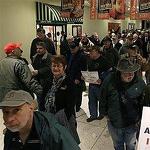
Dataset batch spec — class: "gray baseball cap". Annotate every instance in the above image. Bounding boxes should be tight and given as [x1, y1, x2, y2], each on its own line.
[0, 90, 34, 108]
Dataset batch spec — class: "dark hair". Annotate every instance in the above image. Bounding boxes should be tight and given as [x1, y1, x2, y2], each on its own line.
[36, 42, 47, 49]
[47, 32, 51, 38]
[51, 55, 67, 68]
[69, 40, 80, 49]
[37, 27, 45, 34]
[89, 45, 101, 53]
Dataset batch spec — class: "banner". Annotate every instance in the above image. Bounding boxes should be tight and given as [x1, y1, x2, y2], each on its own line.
[90, 0, 97, 19]
[97, 0, 111, 19]
[109, 0, 125, 20]
[97, 0, 125, 20]
[138, 0, 150, 20]
[61, 0, 84, 18]
[139, 0, 150, 13]
[137, 107, 150, 150]
[130, 0, 138, 20]
[130, 0, 150, 20]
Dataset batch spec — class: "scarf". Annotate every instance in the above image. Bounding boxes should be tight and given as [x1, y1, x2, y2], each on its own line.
[45, 74, 66, 113]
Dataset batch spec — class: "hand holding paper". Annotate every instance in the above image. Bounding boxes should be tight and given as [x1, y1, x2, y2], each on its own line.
[28, 64, 35, 72]
[81, 71, 99, 84]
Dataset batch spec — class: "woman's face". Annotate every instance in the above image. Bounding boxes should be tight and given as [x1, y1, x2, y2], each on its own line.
[51, 62, 65, 78]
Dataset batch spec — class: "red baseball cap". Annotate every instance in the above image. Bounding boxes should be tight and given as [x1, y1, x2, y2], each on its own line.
[4, 42, 22, 54]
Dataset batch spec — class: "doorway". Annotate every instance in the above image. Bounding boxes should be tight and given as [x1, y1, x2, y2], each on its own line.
[42, 24, 67, 51]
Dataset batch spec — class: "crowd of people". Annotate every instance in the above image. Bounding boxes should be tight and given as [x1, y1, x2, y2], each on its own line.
[0, 27, 150, 150]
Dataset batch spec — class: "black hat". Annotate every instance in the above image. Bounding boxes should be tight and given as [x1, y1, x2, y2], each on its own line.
[116, 58, 140, 72]
[69, 40, 79, 49]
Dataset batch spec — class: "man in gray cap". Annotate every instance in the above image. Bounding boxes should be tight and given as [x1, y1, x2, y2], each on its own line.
[99, 58, 145, 150]
[1, 90, 80, 150]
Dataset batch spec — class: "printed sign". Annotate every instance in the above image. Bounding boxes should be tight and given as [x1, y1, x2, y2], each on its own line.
[130, 0, 150, 20]
[137, 107, 150, 150]
[97, 0, 110, 19]
[81, 71, 99, 84]
[97, 0, 125, 20]
[139, 0, 150, 13]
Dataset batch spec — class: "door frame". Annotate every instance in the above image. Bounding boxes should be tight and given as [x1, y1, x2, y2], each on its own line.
[39, 24, 67, 41]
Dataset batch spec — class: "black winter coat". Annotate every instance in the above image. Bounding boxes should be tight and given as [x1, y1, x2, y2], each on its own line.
[45, 76, 76, 120]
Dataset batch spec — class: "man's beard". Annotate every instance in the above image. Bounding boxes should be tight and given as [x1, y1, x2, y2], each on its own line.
[4, 122, 24, 132]
[6, 126, 20, 132]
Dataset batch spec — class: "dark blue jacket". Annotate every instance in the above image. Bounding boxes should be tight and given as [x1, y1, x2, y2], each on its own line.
[67, 50, 87, 82]
[100, 72, 146, 128]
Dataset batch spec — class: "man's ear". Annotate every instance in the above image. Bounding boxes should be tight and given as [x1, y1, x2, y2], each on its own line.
[30, 100, 38, 110]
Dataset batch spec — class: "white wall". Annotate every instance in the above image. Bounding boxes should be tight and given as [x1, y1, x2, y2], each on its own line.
[0, 0, 36, 62]
[0, 2, 4, 60]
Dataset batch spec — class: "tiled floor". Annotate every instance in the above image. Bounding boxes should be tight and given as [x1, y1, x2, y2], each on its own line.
[0, 91, 113, 150]
[77, 92, 113, 150]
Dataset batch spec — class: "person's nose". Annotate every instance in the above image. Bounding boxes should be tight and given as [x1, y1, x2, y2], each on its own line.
[4, 114, 15, 124]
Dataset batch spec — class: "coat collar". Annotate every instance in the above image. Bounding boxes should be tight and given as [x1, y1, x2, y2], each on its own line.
[33, 52, 48, 61]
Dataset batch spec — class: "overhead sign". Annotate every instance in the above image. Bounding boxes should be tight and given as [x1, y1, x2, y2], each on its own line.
[61, 0, 84, 18]
[139, 0, 150, 13]
[137, 107, 150, 150]
[97, 0, 111, 19]
[130, 0, 150, 20]
[97, 0, 125, 20]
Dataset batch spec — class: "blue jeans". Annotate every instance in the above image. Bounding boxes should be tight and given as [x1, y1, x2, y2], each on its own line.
[88, 84, 101, 118]
[107, 121, 137, 150]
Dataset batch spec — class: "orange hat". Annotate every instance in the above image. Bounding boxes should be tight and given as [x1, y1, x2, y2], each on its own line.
[4, 42, 22, 54]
